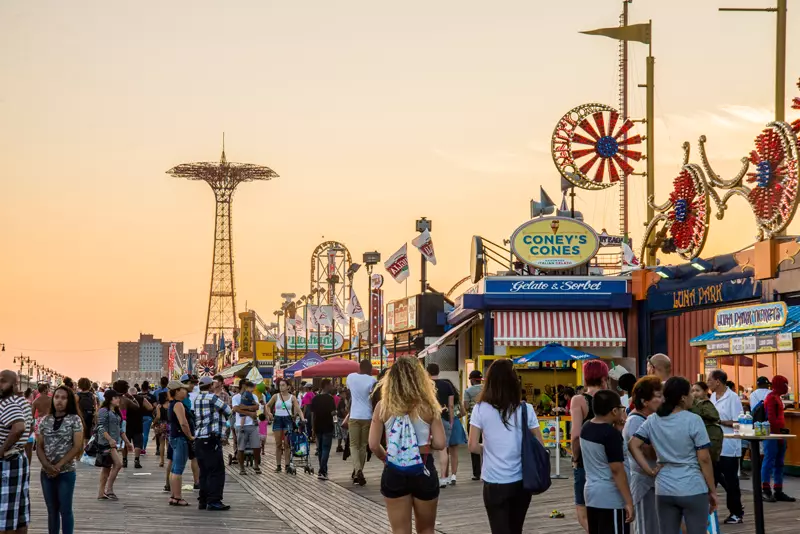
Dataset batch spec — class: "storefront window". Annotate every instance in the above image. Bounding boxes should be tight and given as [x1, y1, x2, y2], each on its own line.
[775, 352, 797, 407]
[737, 355, 756, 399]
[719, 356, 736, 391]
[756, 354, 775, 396]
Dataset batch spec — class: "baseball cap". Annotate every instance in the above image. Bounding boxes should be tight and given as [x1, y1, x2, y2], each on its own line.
[180, 374, 190, 383]
[469, 370, 483, 381]
[168, 380, 187, 391]
[757, 376, 771, 387]
[198, 376, 213, 386]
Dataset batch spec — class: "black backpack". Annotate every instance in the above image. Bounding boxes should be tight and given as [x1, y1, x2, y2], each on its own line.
[520, 401, 552, 494]
[78, 392, 95, 417]
[752, 401, 767, 423]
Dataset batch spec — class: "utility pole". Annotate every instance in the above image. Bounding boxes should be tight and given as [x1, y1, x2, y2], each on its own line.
[415, 217, 432, 294]
[720, 1, 787, 122]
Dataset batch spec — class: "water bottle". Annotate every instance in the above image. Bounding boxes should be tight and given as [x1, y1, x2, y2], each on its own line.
[735, 412, 744, 435]
[764, 420, 771, 436]
[745, 411, 753, 435]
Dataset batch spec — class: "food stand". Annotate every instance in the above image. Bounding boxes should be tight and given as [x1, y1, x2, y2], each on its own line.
[690, 301, 800, 472]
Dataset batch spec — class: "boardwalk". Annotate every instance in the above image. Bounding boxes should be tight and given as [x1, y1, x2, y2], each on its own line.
[26, 431, 800, 533]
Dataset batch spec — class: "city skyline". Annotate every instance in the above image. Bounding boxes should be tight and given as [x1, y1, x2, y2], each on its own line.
[2, 1, 799, 380]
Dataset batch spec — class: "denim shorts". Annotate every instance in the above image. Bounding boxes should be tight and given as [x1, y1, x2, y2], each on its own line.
[170, 436, 189, 475]
[272, 415, 293, 432]
[441, 418, 453, 444]
[573, 467, 586, 506]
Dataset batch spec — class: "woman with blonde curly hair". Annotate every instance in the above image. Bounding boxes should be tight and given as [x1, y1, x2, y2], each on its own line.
[369, 357, 446, 534]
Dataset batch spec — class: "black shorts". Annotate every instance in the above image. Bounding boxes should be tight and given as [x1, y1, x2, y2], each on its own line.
[587, 507, 630, 534]
[129, 433, 143, 450]
[95, 447, 115, 469]
[380, 455, 439, 501]
[167, 439, 194, 462]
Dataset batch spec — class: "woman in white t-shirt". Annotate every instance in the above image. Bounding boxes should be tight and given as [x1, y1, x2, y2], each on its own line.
[468, 359, 544, 534]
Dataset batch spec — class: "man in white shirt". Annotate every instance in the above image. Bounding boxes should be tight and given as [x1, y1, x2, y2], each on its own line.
[749, 376, 771, 409]
[345, 360, 376, 487]
[708, 369, 745, 525]
[231, 380, 261, 475]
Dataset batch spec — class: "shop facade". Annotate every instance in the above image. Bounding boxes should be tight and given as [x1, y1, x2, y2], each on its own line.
[424, 275, 634, 400]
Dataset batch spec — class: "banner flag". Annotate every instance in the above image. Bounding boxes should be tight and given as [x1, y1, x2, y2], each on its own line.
[333, 304, 349, 327]
[293, 315, 306, 335]
[314, 305, 333, 327]
[412, 229, 437, 265]
[307, 305, 320, 328]
[384, 244, 411, 283]
[347, 290, 365, 320]
[580, 22, 651, 44]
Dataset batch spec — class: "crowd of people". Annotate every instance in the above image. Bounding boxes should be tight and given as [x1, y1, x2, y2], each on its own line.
[0, 351, 797, 534]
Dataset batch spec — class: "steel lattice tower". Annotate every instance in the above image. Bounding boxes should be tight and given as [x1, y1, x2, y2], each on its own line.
[167, 144, 278, 347]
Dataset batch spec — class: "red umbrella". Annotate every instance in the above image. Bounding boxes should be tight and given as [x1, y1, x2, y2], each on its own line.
[296, 357, 379, 378]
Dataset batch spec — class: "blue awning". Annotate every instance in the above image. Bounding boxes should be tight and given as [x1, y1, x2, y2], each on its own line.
[690, 304, 800, 345]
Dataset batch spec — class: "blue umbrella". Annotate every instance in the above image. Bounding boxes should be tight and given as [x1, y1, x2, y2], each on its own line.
[513, 343, 599, 365]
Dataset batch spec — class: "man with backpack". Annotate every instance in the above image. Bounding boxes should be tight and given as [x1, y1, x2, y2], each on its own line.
[463, 370, 483, 481]
[77, 379, 98, 446]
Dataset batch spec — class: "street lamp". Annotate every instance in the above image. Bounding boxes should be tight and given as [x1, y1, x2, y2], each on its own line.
[274, 310, 285, 362]
[345, 264, 362, 359]
[416, 217, 432, 293]
[363, 251, 381, 361]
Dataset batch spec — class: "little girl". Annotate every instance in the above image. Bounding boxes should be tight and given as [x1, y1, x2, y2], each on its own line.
[258, 412, 268, 454]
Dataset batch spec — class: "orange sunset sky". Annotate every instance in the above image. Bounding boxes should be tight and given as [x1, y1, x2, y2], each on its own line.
[1, 1, 799, 382]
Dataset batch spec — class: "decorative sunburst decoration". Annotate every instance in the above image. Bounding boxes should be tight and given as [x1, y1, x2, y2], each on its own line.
[640, 149, 711, 265]
[197, 358, 217, 377]
[552, 103, 643, 190]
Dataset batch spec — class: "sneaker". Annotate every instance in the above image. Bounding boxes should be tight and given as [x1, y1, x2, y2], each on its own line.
[239, 468, 247, 476]
[471, 476, 480, 481]
[198, 503, 207, 510]
[449, 474, 457, 486]
[163, 484, 170, 493]
[336, 445, 343, 453]
[122, 459, 128, 469]
[141, 450, 147, 455]
[274, 465, 282, 473]
[439, 477, 449, 488]
[134, 460, 142, 469]
[763, 490, 777, 503]
[356, 471, 366, 486]
[318, 473, 328, 481]
[254, 467, 262, 475]
[206, 502, 231, 511]
[193, 483, 200, 490]
[723, 515, 743, 525]
[775, 491, 796, 502]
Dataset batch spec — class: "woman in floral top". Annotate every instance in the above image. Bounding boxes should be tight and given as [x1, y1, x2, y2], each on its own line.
[36, 385, 84, 534]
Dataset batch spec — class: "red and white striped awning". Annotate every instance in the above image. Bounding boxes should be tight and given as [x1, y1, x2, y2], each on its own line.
[493, 311, 626, 347]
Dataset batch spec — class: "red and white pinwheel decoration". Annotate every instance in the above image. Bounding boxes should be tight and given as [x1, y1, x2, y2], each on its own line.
[552, 103, 643, 190]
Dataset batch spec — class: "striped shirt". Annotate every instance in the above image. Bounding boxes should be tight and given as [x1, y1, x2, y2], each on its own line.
[193, 392, 231, 439]
[0, 395, 31, 456]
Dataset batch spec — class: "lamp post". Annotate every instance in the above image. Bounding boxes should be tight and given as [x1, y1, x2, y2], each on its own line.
[281, 293, 297, 361]
[363, 251, 381, 361]
[274, 310, 285, 363]
[415, 217, 432, 294]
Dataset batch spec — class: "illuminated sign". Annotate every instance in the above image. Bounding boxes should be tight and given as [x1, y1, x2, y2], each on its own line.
[714, 302, 787, 333]
[386, 297, 418, 334]
[510, 217, 599, 270]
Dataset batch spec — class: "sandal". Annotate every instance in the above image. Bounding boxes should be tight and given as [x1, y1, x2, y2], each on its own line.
[169, 498, 189, 507]
[97, 495, 109, 500]
[104, 493, 118, 501]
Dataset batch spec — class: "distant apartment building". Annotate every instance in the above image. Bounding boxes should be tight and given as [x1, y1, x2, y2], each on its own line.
[112, 334, 183, 384]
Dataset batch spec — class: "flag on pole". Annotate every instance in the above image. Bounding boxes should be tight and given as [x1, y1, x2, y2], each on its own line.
[347, 290, 365, 320]
[333, 304, 349, 327]
[622, 241, 640, 266]
[314, 305, 333, 327]
[412, 229, 437, 265]
[580, 22, 651, 44]
[307, 306, 320, 328]
[292, 315, 305, 335]
[384, 244, 410, 283]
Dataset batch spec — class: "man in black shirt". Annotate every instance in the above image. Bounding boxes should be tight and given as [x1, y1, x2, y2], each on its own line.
[310, 379, 337, 480]
[427, 363, 455, 488]
[125, 387, 153, 469]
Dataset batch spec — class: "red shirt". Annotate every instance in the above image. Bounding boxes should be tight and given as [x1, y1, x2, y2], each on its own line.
[765, 391, 785, 431]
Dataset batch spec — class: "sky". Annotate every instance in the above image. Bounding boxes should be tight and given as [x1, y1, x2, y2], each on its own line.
[1, 1, 799, 382]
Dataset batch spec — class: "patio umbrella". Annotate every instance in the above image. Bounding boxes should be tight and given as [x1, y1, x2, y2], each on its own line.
[296, 357, 380, 378]
[513, 343, 599, 364]
[513, 343, 599, 413]
[283, 351, 324, 379]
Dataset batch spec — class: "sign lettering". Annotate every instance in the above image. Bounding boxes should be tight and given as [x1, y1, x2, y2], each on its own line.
[510, 217, 600, 270]
[715, 302, 787, 332]
[484, 277, 626, 296]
